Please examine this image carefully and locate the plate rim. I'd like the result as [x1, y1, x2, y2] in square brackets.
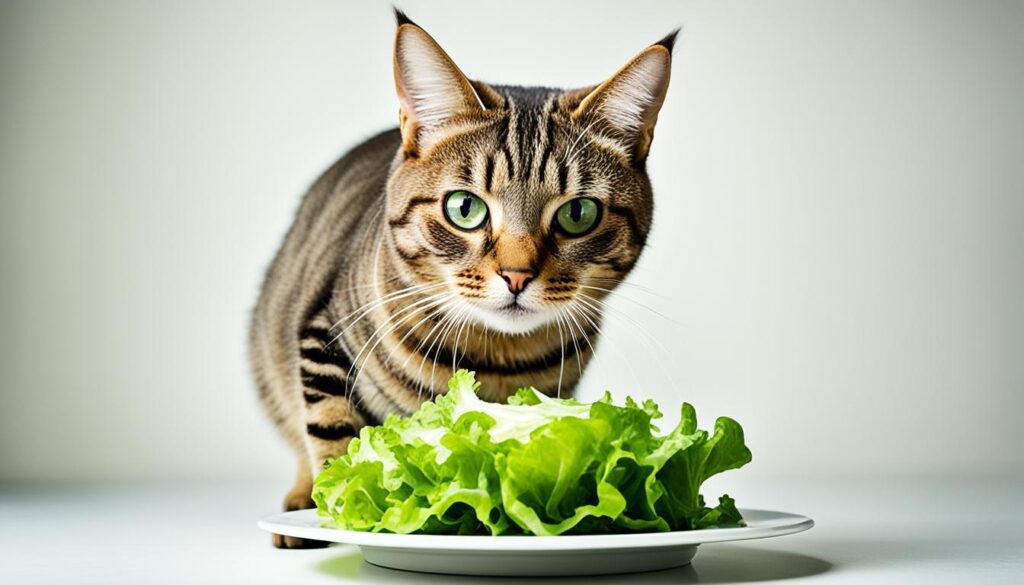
[257, 507, 814, 551]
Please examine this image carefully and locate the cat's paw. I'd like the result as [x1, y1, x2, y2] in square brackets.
[283, 484, 315, 512]
[271, 484, 329, 549]
[272, 532, 329, 549]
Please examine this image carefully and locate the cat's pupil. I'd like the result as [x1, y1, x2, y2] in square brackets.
[459, 195, 472, 218]
[570, 200, 583, 222]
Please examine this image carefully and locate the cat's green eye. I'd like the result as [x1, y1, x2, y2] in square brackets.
[444, 191, 488, 230]
[554, 198, 600, 236]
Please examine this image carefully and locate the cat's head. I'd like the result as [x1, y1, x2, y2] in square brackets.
[385, 11, 674, 335]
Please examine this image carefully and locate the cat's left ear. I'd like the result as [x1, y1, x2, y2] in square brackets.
[393, 10, 485, 155]
[574, 30, 678, 164]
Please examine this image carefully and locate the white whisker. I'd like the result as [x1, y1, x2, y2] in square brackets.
[384, 300, 451, 369]
[583, 277, 663, 298]
[575, 291, 674, 391]
[327, 282, 447, 348]
[569, 299, 644, 393]
[416, 302, 470, 398]
[329, 281, 443, 336]
[428, 300, 470, 396]
[415, 299, 465, 397]
[409, 306, 457, 401]
[451, 308, 472, 371]
[577, 284, 678, 325]
[344, 291, 452, 397]
[559, 307, 584, 379]
[560, 120, 599, 170]
[554, 311, 566, 398]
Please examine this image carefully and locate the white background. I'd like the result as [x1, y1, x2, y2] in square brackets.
[1, 0, 1021, 485]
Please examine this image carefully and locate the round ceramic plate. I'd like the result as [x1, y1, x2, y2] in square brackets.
[258, 508, 814, 576]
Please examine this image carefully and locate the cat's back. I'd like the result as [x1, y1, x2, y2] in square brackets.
[250, 128, 400, 437]
[259, 127, 399, 303]
[284, 128, 401, 254]
[261, 127, 399, 294]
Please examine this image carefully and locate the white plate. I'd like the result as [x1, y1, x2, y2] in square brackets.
[258, 508, 814, 576]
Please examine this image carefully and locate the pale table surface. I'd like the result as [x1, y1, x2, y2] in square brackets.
[1, 477, 1021, 584]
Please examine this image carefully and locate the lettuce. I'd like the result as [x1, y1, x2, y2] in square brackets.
[312, 370, 752, 535]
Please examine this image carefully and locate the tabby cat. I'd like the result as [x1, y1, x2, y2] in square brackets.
[250, 10, 675, 547]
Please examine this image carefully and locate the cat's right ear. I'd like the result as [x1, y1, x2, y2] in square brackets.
[393, 10, 484, 156]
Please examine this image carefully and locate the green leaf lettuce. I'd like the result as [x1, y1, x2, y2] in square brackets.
[312, 370, 752, 535]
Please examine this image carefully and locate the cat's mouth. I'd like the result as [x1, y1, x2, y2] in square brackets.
[499, 301, 530, 314]
[461, 298, 553, 335]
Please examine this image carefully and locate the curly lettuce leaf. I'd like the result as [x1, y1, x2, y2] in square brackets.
[313, 370, 751, 535]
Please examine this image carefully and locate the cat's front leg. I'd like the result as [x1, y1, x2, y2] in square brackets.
[272, 311, 371, 549]
[272, 458, 320, 549]
[272, 395, 364, 549]
[297, 310, 372, 471]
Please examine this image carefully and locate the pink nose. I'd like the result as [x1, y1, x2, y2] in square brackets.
[499, 269, 535, 294]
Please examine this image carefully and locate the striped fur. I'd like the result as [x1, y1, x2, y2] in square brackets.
[250, 11, 675, 547]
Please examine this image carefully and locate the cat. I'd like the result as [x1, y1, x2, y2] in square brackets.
[250, 9, 675, 548]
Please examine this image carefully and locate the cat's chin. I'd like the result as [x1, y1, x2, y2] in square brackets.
[463, 302, 554, 335]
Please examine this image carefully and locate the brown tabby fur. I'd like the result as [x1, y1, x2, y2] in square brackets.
[250, 11, 675, 547]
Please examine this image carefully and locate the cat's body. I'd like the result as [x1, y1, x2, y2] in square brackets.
[250, 11, 674, 547]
